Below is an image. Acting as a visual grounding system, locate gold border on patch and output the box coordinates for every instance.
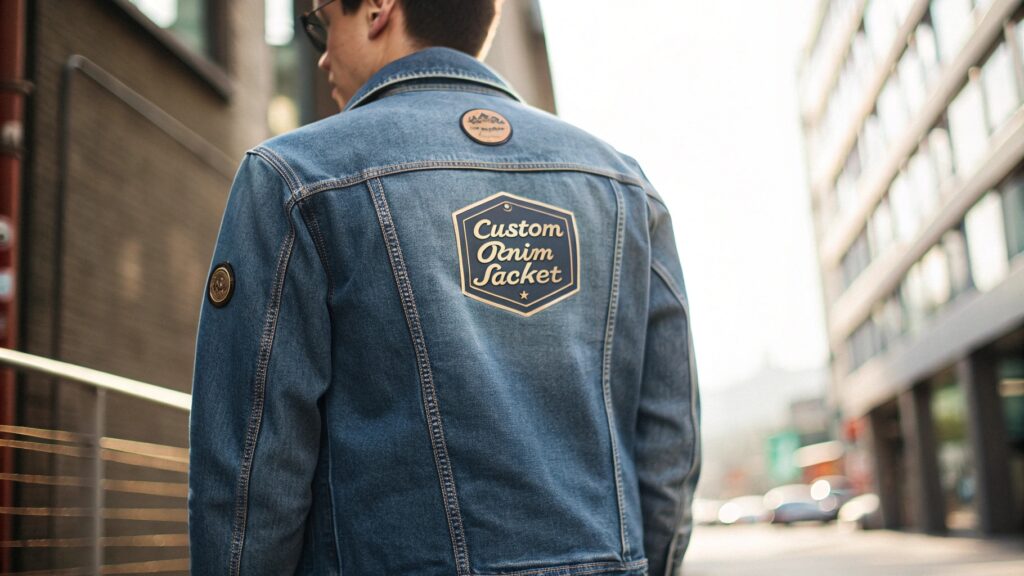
[460,109,512,145]
[207,262,235,308]
[452,192,581,317]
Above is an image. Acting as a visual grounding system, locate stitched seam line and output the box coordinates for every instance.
[249,147,303,199]
[227,223,296,576]
[295,198,340,573]
[378,83,513,99]
[346,69,522,110]
[297,199,336,318]
[650,261,700,576]
[286,161,649,208]
[651,260,688,312]
[601,185,629,559]
[323,404,343,573]
[477,558,649,576]
[367,178,471,575]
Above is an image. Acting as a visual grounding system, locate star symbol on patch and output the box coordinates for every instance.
[519,291,529,300]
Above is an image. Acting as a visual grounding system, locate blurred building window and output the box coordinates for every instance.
[841,230,873,289]
[921,244,952,314]
[942,225,973,298]
[964,191,1010,292]
[267,0,302,135]
[980,43,1021,133]
[836,146,862,216]
[899,41,929,117]
[900,262,927,333]
[931,373,976,531]
[907,144,941,220]
[916,18,943,87]
[928,121,956,191]
[860,112,888,169]
[129,0,210,57]
[869,197,896,256]
[930,0,975,63]
[948,76,990,175]
[865,0,899,61]
[878,74,910,143]
[1002,170,1024,259]
[890,172,921,242]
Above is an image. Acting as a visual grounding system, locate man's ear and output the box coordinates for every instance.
[367,0,397,39]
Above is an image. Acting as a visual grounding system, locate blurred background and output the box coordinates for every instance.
[0,0,1022,574]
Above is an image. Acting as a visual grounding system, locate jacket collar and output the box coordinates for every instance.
[342,47,523,112]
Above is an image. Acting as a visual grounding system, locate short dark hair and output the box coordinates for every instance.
[341,0,497,56]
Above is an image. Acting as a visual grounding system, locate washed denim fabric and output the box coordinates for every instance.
[189,47,701,576]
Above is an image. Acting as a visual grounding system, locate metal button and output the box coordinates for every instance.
[207,262,235,308]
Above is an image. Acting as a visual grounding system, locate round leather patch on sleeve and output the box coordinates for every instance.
[207,262,235,308]
[460,109,512,145]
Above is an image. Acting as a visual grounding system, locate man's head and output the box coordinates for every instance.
[310,0,502,110]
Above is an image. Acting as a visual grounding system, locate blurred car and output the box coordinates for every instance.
[838,493,883,530]
[810,475,857,520]
[764,484,833,525]
[717,495,769,525]
[693,498,725,526]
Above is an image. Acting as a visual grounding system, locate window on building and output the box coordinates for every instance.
[948,76,990,176]
[965,191,1010,291]
[907,144,941,220]
[928,122,956,191]
[869,198,896,256]
[916,18,943,86]
[901,262,927,333]
[878,74,911,142]
[930,0,975,63]
[980,42,1022,133]
[899,41,929,117]
[1002,170,1024,259]
[129,0,211,58]
[921,244,952,314]
[267,0,302,135]
[865,0,900,61]
[943,225,973,298]
[890,172,922,242]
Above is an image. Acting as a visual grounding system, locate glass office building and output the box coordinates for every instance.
[799,0,1024,535]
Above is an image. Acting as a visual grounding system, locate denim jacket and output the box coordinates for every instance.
[189,47,701,576]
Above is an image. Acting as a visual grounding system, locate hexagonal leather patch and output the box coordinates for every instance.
[452,192,580,316]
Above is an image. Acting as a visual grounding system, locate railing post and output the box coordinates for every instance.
[90,387,106,573]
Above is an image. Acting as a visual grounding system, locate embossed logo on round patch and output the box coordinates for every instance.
[452,192,580,316]
[460,109,512,145]
[207,262,235,308]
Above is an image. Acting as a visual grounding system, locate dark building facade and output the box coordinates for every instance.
[799,0,1024,536]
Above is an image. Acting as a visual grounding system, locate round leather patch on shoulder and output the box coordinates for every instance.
[207,262,235,308]
[460,109,512,145]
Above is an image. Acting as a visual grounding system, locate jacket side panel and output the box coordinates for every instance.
[635,197,702,576]
[604,182,654,560]
[301,186,460,575]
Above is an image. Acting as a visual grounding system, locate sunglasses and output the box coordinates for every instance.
[300,0,338,53]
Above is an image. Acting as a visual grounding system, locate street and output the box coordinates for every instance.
[684,524,1024,575]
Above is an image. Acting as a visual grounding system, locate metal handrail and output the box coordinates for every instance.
[0,347,191,411]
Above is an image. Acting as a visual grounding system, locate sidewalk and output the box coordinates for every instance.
[683,524,1024,575]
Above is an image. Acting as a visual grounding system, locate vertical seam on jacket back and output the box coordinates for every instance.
[227,213,297,576]
[296,198,342,574]
[367,177,472,575]
[601,183,630,559]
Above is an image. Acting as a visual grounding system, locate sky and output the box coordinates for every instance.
[538,0,828,390]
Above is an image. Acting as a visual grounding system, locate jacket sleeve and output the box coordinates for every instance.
[188,151,333,575]
[636,193,702,576]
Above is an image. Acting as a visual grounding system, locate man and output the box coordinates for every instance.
[188,0,701,574]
